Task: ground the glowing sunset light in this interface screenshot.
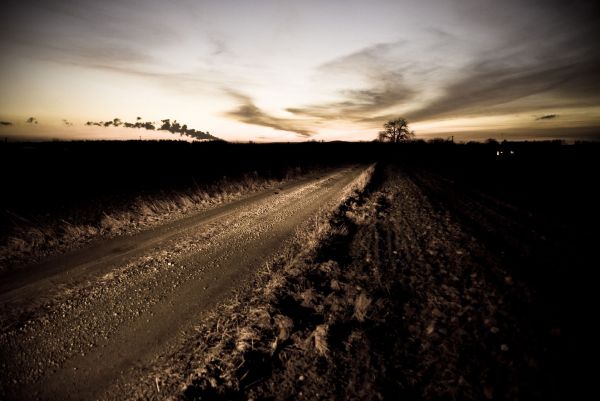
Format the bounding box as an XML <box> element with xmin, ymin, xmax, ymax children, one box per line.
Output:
<box><xmin>1</xmin><ymin>0</ymin><xmax>598</xmax><ymax>142</ymax></box>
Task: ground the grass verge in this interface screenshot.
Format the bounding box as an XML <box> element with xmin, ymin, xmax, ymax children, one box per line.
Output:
<box><xmin>0</xmin><ymin>167</ymin><xmax>317</xmax><ymax>272</ymax></box>
<box><xmin>137</xmin><ymin>162</ymin><xmax>554</xmax><ymax>400</ymax></box>
<box><xmin>125</xmin><ymin>164</ymin><xmax>377</xmax><ymax>400</ymax></box>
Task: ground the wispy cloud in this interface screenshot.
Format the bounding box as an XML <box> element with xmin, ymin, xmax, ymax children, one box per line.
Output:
<box><xmin>404</xmin><ymin>1</ymin><xmax>600</xmax><ymax>122</ymax></box>
<box><xmin>406</xmin><ymin>42</ymin><xmax>600</xmax><ymax>122</ymax></box>
<box><xmin>536</xmin><ymin>114</ymin><xmax>558</xmax><ymax>121</ymax></box>
<box><xmin>225</xmin><ymin>91</ymin><xmax>313</xmax><ymax>137</ymax></box>
<box><xmin>1</xmin><ymin>0</ymin><xmax>234</xmax><ymax>98</ymax></box>
<box><xmin>0</xmin><ymin>121</ymin><xmax>13</xmax><ymax>126</ymax></box>
<box><xmin>285</xmin><ymin>41</ymin><xmax>419</xmax><ymax>127</ymax></box>
<box><xmin>287</xmin><ymin>79</ymin><xmax>414</xmax><ymax>123</ymax></box>
<box><xmin>286</xmin><ymin>0</ymin><xmax>600</xmax><ymax>130</ymax></box>
<box><xmin>287</xmin><ymin>4</ymin><xmax>600</xmax><ymax>129</ymax></box>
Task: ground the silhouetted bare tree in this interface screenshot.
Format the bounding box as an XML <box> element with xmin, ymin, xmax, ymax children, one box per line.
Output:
<box><xmin>378</xmin><ymin>118</ymin><xmax>414</xmax><ymax>142</ymax></box>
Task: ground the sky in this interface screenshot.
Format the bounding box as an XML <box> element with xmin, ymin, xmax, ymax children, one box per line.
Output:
<box><xmin>1</xmin><ymin>0</ymin><xmax>599</xmax><ymax>142</ymax></box>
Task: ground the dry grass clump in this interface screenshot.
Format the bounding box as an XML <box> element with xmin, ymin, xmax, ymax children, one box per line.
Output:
<box><xmin>273</xmin><ymin>314</ymin><xmax>294</xmax><ymax>342</ymax></box>
<box><xmin>353</xmin><ymin>292</ymin><xmax>371</xmax><ymax>322</ymax></box>
<box><xmin>234</xmin><ymin>327</ymin><xmax>259</xmax><ymax>352</ymax></box>
<box><xmin>312</xmin><ymin>324</ymin><xmax>329</xmax><ymax>356</ymax></box>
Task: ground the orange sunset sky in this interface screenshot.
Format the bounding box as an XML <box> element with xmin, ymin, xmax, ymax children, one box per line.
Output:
<box><xmin>1</xmin><ymin>0</ymin><xmax>599</xmax><ymax>142</ymax></box>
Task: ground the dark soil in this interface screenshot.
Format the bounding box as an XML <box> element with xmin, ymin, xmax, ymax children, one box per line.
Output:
<box><xmin>180</xmin><ymin>160</ymin><xmax>595</xmax><ymax>401</ymax></box>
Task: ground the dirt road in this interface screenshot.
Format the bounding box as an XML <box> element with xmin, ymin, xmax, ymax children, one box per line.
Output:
<box><xmin>0</xmin><ymin>166</ymin><xmax>366</xmax><ymax>401</ymax></box>
<box><xmin>205</xmin><ymin>163</ymin><xmax>571</xmax><ymax>401</ymax></box>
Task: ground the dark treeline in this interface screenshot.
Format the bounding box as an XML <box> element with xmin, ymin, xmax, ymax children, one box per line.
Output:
<box><xmin>0</xmin><ymin>140</ymin><xmax>369</xmax><ymax>221</ymax></box>
<box><xmin>1</xmin><ymin>139</ymin><xmax>598</xmax><ymax>222</ymax></box>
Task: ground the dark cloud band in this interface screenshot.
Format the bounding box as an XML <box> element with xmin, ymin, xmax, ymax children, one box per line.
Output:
<box><xmin>85</xmin><ymin>118</ymin><xmax>219</xmax><ymax>141</ymax></box>
<box><xmin>224</xmin><ymin>91</ymin><xmax>313</xmax><ymax>137</ymax></box>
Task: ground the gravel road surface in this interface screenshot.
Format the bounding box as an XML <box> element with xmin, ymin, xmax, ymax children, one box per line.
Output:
<box><xmin>0</xmin><ymin>166</ymin><xmax>365</xmax><ymax>400</ymax></box>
